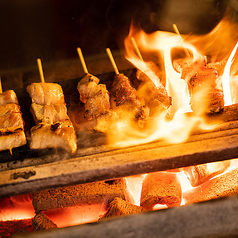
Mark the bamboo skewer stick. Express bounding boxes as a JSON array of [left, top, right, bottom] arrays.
[[77, 47, 89, 74], [131, 37, 143, 61], [37, 58, 45, 83], [172, 24, 190, 58], [106, 48, 119, 75], [0, 76, 2, 94]]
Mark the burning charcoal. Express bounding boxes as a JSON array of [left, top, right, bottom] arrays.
[[140, 171, 182, 210], [32, 179, 128, 213], [183, 160, 231, 187], [100, 197, 147, 219], [136, 70, 172, 117], [183, 166, 238, 204], [32, 211, 57, 230], [188, 67, 224, 114], [0, 219, 33, 237]]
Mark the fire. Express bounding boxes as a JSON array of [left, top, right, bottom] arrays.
[[222, 41, 238, 105], [100, 18, 238, 148]]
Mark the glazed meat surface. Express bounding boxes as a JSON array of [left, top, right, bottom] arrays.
[[0, 112, 24, 131], [30, 120, 77, 153], [0, 103, 21, 117], [0, 129, 26, 152], [0, 91, 26, 152], [0, 90, 18, 106], [84, 89, 110, 120], [27, 83, 65, 105], [31, 103, 69, 124]]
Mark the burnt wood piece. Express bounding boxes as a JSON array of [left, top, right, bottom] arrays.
[[183, 166, 238, 204], [100, 197, 147, 219], [32, 211, 57, 230], [140, 171, 182, 209], [183, 160, 231, 186], [32, 179, 128, 213], [0, 219, 33, 237], [136, 70, 172, 117]]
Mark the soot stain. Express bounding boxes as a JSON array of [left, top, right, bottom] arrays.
[[10, 170, 36, 180]]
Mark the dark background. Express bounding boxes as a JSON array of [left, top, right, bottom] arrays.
[[0, 0, 233, 73]]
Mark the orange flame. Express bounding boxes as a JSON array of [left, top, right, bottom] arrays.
[[103, 19, 238, 148]]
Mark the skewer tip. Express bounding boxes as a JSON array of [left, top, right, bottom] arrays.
[[106, 48, 119, 75], [172, 24, 190, 58], [37, 58, 45, 83], [0, 76, 2, 94], [77, 47, 88, 74]]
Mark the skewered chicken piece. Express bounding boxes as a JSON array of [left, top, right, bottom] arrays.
[[136, 70, 172, 117], [0, 90, 26, 152], [27, 82, 65, 105], [112, 73, 146, 126], [77, 73, 111, 120], [173, 57, 224, 114], [0, 89, 19, 105], [30, 120, 77, 153], [30, 103, 69, 125], [27, 82, 77, 154]]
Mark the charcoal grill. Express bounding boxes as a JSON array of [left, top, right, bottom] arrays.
[[1, 0, 238, 237]]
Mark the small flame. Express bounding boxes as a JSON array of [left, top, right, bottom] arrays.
[[222, 41, 238, 105]]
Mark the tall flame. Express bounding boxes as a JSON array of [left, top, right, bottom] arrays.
[[103, 19, 238, 148], [222, 41, 238, 105]]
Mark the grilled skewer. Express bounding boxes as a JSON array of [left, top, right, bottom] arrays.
[[173, 57, 224, 114], [27, 59, 77, 153], [106, 48, 146, 127], [76, 48, 117, 132], [0, 88, 27, 152]]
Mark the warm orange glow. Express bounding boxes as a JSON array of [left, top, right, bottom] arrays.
[[45, 204, 106, 228], [125, 174, 147, 206], [222, 42, 238, 105], [107, 21, 227, 147], [0, 194, 35, 221]]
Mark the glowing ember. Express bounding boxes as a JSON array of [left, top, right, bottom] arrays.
[[0, 195, 35, 221]]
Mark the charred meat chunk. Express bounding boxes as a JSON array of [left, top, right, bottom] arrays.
[[136, 70, 172, 116], [112, 73, 146, 124], [77, 73, 112, 121]]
